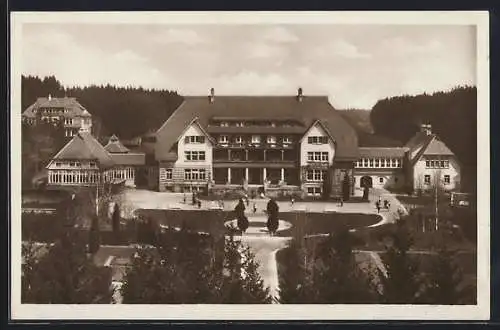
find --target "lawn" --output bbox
[274,212,381,237]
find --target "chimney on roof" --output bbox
[297,87,303,102]
[48,94,52,101]
[421,123,432,136]
[209,88,215,103]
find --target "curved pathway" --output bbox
[118,187,408,303]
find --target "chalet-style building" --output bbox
[46,129,145,187]
[44,88,462,197]
[405,124,460,192]
[155,88,360,198]
[22,95,92,137]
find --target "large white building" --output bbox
[45,89,462,197]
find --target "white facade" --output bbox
[299,123,335,167]
[413,155,460,192]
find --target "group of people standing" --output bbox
[375,196,391,213]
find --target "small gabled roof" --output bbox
[109,153,146,166]
[358,147,407,158]
[50,131,114,168]
[422,137,454,156]
[105,134,130,153]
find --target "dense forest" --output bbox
[338,109,373,134]
[370,86,477,192]
[22,75,184,139]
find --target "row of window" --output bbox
[37,108,69,114]
[164,168,207,181]
[54,161,97,167]
[307,136,329,145]
[217,121,294,128]
[423,174,451,185]
[306,169,326,182]
[307,187,323,196]
[307,152,329,162]
[355,158,402,168]
[185,136,206,144]
[425,159,450,169]
[49,171,100,184]
[185,151,206,161]
[217,135,292,145]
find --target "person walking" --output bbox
[197,200,202,209]
[253,202,257,214]
[291,196,295,206]
[375,200,381,214]
[339,196,344,207]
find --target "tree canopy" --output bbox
[22,75,184,140]
[370,86,477,192]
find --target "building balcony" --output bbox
[214,142,295,149]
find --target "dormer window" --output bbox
[267,135,277,144]
[283,136,292,144]
[235,122,244,127]
[219,135,228,144]
[235,136,243,144]
[251,135,261,144]
[220,122,229,127]
[270,122,276,127]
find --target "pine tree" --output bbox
[112,203,121,233]
[379,220,421,303]
[266,199,279,235]
[420,248,475,304]
[235,198,249,233]
[22,230,113,303]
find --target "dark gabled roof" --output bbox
[50,131,114,168]
[155,96,359,161]
[206,126,305,134]
[405,131,456,165]
[358,147,407,158]
[109,153,146,166]
[104,135,130,153]
[22,97,91,118]
[405,131,433,151]
[358,132,404,148]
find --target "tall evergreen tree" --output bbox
[266,199,279,235]
[112,203,121,233]
[235,198,249,233]
[379,220,421,303]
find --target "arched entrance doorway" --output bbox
[360,176,373,188]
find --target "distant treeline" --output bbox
[370,86,477,192]
[22,75,184,139]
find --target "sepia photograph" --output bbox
[10,11,490,320]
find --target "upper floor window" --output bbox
[185,151,206,161]
[283,136,292,144]
[307,151,329,162]
[89,161,96,167]
[235,136,243,144]
[219,135,228,144]
[251,135,261,144]
[307,136,328,144]
[235,122,244,127]
[220,122,229,127]
[184,168,206,181]
[185,136,205,144]
[270,122,276,127]
[425,158,449,169]
[64,118,72,125]
[55,162,62,167]
[306,169,326,182]
[424,174,431,185]
[267,136,277,144]
[443,175,450,184]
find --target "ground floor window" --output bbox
[379,177,384,183]
[307,187,322,196]
[443,174,450,184]
[184,168,206,180]
[424,174,431,185]
[165,168,173,180]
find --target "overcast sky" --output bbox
[21,23,476,109]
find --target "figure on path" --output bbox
[253,202,257,214]
[339,197,344,207]
[235,198,249,233]
[266,198,279,236]
[375,200,381,214]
